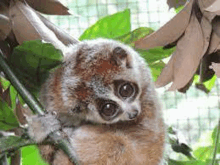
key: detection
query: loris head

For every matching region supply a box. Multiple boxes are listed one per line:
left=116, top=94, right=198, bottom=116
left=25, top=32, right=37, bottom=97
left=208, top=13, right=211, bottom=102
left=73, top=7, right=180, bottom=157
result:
left=41, top=39, right=156, bottom=125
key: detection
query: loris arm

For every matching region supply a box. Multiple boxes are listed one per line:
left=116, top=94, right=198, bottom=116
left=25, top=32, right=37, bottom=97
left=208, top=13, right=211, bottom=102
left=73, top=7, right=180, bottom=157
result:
left=27, top=113, right=61, bottom=143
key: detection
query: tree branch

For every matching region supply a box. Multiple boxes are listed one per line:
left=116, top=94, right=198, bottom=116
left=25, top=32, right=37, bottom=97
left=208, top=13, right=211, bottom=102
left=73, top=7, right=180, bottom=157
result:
left=0, top=50, right=78, bottom=164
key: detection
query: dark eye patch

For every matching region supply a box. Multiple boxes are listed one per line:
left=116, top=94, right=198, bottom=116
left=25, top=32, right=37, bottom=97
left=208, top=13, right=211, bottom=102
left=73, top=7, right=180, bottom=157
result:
left=113, top=80, right=139, bottom=101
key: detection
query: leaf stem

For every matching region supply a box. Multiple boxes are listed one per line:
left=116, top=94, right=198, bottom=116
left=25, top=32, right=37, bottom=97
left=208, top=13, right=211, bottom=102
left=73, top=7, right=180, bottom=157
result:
left=0, top=50, right=78, bottom=164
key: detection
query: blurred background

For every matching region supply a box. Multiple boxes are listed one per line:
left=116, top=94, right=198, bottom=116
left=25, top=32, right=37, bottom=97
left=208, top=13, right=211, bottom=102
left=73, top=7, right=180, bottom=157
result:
left=43, top=0, right=220, bottom=160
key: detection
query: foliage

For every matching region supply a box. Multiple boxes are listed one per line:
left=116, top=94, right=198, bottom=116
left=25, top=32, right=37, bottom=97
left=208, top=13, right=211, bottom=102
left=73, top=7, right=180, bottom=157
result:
left=9, top=40, right=63, bottom=96
left=0, top=5, right=219, bottom=165
left=79, top=9, right=131, bottom=40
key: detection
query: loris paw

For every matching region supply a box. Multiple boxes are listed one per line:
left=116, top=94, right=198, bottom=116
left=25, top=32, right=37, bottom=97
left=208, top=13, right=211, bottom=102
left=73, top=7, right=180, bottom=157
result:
left=27, top=113, right=61, bottom=143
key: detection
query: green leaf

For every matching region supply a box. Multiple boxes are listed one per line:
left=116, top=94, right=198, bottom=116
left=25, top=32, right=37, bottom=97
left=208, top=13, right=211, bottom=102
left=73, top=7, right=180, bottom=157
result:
left=115, top=27, right=154, bottom=46
left=193, top=146, right=214, bottom=161
left=8, top=40, right=63, bottom=96
left=137, top=47, right=175, bottom=64
left=22, top=146, right=49, bottom=165
left=203, top=75, right=217, bottom=91
left=0, top=77, right=10, bottom=90
left=79, top=9, right=131, bottom=40
left=0, top=98, right=19, bottom=130
left=195, top=75, right=217, bottom=93
left=149, top=61, right=166, bottom=81
left=168, top=159, right=206, bottom=165
left=9, top=86, right=17, bottom=110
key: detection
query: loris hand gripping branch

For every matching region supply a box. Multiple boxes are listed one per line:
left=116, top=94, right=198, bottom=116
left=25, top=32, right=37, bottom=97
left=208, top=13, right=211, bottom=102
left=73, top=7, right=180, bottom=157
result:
left=27, top=39, right=165, bottom=165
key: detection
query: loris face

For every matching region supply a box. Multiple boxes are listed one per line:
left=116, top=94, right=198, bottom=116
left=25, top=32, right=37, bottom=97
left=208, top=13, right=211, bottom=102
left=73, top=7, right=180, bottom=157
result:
left=49, top=39, right=152, bottom=124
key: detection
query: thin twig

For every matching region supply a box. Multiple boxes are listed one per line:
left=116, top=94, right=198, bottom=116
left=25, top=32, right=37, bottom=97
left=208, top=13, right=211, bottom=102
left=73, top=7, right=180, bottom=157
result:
left=0, top=50, right=78, bottom=164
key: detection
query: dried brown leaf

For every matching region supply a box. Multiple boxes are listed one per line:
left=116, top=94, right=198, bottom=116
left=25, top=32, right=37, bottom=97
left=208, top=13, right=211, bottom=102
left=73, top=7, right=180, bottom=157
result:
left=168, top=11, right=204, bottom=90
left=200, top=16, right=212, bottom=55
left=178, top=76, right=194, bottom=93
left=15, top=100, right=27, bottom=125
left=210, top=62, right=220, bottom=77
left=5, top=31, right=19, bottom=52
left=197, top=0, right=215, bottom=12
left=203, top=11, right=216, bottom=21
left=212, top=16, right=220, bottom=38
left=10, top=150, right=21, bottom=165
left=0, top=1, right=9, bottom=16
left=25, top=0, right=70, bottom=15
left=0, top=14, right=11, bottom=40
left=0, top=40, right=11, bottom=58
left=205, top=0, right=220, bottom=15
left=9, top=1, right=66, bottom=51
left=167, top=0, right=187, bottom=9
left=155, top=53, right=175, bottom=88
left=37, top=13, right=79, bottom=45
left=207, top=31, right=220, bottom=54
left=2, top=87, right=11, bottom=107
left=198, top=53, right=216, bottom=82
left=135, top=0, right=193, bottom=49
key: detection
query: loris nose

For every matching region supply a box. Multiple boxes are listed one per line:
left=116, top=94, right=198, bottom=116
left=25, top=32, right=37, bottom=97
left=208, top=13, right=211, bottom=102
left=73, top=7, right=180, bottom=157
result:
left=128, top=110, right=138, bottom=119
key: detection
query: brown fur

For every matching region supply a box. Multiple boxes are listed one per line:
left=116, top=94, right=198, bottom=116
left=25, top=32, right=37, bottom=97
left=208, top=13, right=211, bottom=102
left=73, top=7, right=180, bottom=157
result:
left=38, top=39, right=165, bottom=165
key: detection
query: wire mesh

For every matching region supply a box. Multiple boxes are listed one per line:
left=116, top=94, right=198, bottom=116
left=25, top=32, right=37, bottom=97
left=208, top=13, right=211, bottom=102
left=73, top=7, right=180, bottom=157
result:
left=45, top=0, right=175, bottom=38
left=45, top=0, right=220, bottom=148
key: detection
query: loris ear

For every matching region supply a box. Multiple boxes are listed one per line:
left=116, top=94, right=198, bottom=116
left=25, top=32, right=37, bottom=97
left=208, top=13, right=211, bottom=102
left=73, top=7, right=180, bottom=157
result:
left=112, top=47, right=132, bottom=68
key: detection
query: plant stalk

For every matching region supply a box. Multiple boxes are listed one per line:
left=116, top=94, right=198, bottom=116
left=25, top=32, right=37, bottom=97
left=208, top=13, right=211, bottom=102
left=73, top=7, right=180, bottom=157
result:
left=0, top=50, right=78, bottom=164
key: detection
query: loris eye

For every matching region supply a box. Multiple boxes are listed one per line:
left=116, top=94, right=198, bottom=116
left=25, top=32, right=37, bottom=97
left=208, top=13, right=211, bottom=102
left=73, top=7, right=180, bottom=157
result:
left=119, top=83, right=134, bottom=98
left=101, top=103, right=117, bottom=117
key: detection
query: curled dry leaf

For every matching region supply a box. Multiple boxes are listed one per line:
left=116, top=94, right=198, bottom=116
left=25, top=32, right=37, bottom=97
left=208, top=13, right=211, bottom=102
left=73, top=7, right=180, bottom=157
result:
left=155, top=53, right=175, bottom=88
left=178, top=77, right=194, bottom=93
left=169, top=11, right=204, bottom=90
left=205, top=0, right=220, bottom=15
left=134, top=0, right=193, bottom=49
left=197, top=0, right=215, bottom=13
left=0, top=40, right=11, bottom=58
left=200, top=16, right=212, bottom=55
left=207, top=31, right=220, bottom=54
left=37, top=13, right=79, bottom=45
left=210, top=62, right=220, bottom=77
left=2, top=87, right=11, bottom=107
left=15, top=100, right=27, bottom=125
left=25, top=0, right=70, bottom=15
left=0, top=14, right=11, bottom=40
left=9, top=1, right=66, bottom=52
left=203, top=11, right=216, bottom=22
left=0, top=1, right=9, bottom=16
left=212, top=16, right=220, bottom=38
